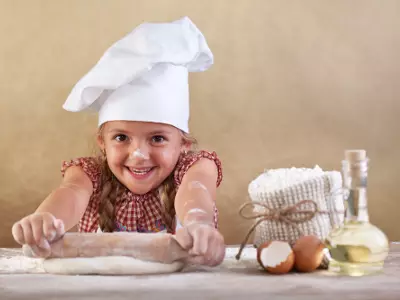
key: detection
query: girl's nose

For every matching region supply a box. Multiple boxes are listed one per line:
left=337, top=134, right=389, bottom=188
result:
left=129, top=145, right=149, bottom=161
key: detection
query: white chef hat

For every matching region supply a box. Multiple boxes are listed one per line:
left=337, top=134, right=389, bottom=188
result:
left=62, top=16, right=213, bottom=133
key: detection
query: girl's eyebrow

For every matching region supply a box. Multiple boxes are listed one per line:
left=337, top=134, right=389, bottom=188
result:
left=148, top=130, right=172, bottom=136
left=107, top=128, right=131, bottom=135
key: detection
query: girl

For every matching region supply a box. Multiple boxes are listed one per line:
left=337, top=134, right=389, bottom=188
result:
left=11, top=17, right=225, bottom=267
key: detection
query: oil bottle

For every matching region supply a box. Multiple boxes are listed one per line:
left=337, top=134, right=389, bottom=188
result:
left=325, top=149, right=389, bottom=276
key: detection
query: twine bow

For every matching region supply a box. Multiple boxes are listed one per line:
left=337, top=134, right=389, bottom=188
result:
left=235, top=200, right=327, bottom=260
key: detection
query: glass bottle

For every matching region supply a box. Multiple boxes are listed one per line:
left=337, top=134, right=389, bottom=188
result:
left=324, top=149, right=389, bottom=276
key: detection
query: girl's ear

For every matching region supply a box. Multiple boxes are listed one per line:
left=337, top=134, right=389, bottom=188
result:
left=181, top=139, right=192, bottom=153
left=97, top=133, right=105, bottom=152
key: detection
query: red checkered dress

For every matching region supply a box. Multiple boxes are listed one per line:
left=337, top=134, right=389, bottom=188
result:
left=61, top=150, right=223, bottom=234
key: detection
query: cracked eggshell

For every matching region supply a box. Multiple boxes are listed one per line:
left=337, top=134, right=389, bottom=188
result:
left=256, top=241, right=295, bottom=274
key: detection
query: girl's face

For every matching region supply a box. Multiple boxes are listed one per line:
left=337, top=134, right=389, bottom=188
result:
left=98, top=121, right=191, bottom=195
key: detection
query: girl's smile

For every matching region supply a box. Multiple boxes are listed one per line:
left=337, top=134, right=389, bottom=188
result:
left=126, top=166, right=156, bottom=180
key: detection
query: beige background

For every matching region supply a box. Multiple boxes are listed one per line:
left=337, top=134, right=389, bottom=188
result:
left=0, top=0, right=399, bottom=247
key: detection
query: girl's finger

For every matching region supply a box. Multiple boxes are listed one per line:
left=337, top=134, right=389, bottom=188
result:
left=11, top=222, right=25, bottom=245
left=31, top=215, right=44, bottom=245
left=54, top=219, right=65, bottom=238
left=174, top=227, right=193, bottom=250
left=42, top=214, right=57, bottom=241
left=186, top=255, right=206, bottom=265
left=22, top=244, right=49, bottom=258
left=19, top=218, right=35, bottom=246
left=190, top=226, right=209, bottom=256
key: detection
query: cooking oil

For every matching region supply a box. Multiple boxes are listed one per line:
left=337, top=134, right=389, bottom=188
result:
left=324, top=150, right=389, bottom=276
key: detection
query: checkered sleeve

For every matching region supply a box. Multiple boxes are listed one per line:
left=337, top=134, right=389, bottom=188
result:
left=60, top=157, right=103, bottom=232
left=174, top=150, right=223, bottom=188
left=61, top=157, right=101, bottom=188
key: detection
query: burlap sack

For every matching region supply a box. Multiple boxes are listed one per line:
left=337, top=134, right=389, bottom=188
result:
left=236, top=167, right=345, bottom=268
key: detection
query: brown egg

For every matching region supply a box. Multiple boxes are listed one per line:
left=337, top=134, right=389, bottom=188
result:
left=257, top=241, right=295, bottom=274
left=292, top=235, right=325, bottom=272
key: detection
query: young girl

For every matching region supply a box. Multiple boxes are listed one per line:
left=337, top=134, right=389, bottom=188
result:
left=11, top=17, right=225, bottom=267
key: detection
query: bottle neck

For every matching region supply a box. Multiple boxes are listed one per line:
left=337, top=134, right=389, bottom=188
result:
left=345, top=186, right=369, bottom=223
left=342, top=159, right=370, bottom=223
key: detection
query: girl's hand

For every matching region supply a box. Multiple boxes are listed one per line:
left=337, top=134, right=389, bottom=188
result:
left=175, top=222, right=225, bottom=267
left=11, top=212, right=65, bottom=258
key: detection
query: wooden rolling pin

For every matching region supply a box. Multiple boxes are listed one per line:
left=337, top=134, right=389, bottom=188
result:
left=22, top=232, right=189, bottom=264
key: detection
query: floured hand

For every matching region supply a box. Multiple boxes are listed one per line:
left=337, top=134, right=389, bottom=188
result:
left=11, top=212, right=65, bottom=258
left=175, top=222, right=225, bottom=267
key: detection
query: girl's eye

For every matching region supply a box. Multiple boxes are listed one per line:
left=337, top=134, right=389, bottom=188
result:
left=152, top=135, right=166, bottom=143
left=114, top=134, right=128, bottom=142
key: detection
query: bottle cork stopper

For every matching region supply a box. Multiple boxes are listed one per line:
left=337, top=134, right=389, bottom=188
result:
left=345, top=149, right=367, bottom=162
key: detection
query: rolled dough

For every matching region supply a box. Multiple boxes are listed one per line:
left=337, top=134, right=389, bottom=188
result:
left=42, top=256, right=185, bottom=275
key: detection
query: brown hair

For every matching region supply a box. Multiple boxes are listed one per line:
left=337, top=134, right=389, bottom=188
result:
left=96, top=125, right=197, bottom=232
